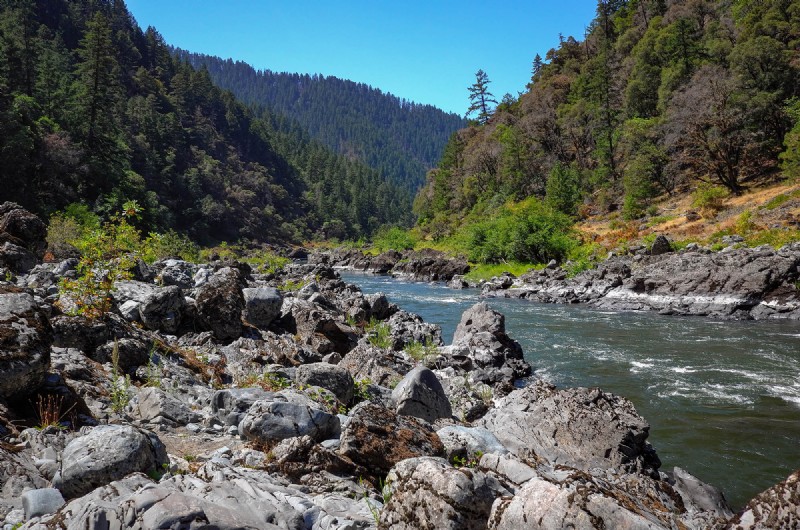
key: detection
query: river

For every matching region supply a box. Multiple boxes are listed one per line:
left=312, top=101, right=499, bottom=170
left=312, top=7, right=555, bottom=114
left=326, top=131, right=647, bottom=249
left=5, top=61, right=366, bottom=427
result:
left=340, top=270, right=800, bottom=510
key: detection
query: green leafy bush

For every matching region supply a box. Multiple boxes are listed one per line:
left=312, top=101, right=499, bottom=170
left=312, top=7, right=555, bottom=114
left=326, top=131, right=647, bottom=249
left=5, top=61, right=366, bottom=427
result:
left=691, top=184, right=728, bottom=218
left=465, top=198, right=577, bottom=264
left=372, top=226, right=417, bottom=252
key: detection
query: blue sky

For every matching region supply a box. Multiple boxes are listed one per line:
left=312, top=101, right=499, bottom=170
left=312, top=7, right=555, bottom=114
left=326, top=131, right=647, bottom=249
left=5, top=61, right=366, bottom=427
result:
left=125, top=1, right=598, bottom=115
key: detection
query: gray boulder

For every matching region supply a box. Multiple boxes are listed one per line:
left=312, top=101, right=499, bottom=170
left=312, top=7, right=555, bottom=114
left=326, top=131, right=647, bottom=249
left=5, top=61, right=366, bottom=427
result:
left=92, top=338, right=150, bottom=373
left=238, top=391, right=340, bottom=444
left=381, top=457, right=510, bottom=530
left=58, top=425, right=168, bottom=498
left=0, top=241, right=37, bottom=273
left=194, top=267, right=245, bottom=340
left=392, top=366, right=452, bottom=422
left=242, top=286, right=283, bottom=329
left=113, top=280, right=185, bottom=333
left=478, top=380, right=660, bottom=476
left=22, top=488, right=65, bottom=519
left=130, top=387, right=200, bottom=425
left=212, top=387, right=273, bottom=427
left=295, top=362, right=354, bottom=404
left=157, top=259, right=197, bottom=288
left=436, top=425, right=508, bottom=462
left=0, top=287, right=52, bottom=399
left=445, top=302, right=531, bottom=384
left=488, top=467, right=686, bottom=530
left=650, top=234, right=673, bottom=255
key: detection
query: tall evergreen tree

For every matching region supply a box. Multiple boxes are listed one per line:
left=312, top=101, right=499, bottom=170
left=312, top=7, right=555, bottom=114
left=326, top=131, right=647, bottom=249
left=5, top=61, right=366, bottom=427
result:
left=466, top=69, right=498, bottom=125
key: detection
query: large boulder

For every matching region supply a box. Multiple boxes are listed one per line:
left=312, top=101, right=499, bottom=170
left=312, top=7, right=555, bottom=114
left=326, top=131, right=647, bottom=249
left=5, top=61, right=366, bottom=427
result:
left=339, top=403, right=444, bottom=476
left=129, top=387, right=200, bottom=426
left=0, top=202, right=47, bottom=260
left=444, top=302, right=531, bottom=385
left=242, top=286, right=282, bottom=329
left=113, top=281, right=186, bottom=333
left=380, top=457, right=510, bottom=530
left=295, top=362, right=354, bottom=404
left=437, top=425, right=509, bottom=462
left=278, top=298, right=356, bottom=355
left=194, top=267, right=245, bottom=340
left=238, top=391, right=340, bottom=444
left=211, top=387, right=273, bottom=427
left=58, top=425, right=168, bottom=498
left=478, top=381, right=660, bottom=476
left=156, top=259, right=197, bottom=288
left=391, top=366, right=452, bottom=422
left=339, top=343, right=412, bottom=387
left=487, top=466, right=696, bottom=530
left=0, top=287, right=52, bottom=398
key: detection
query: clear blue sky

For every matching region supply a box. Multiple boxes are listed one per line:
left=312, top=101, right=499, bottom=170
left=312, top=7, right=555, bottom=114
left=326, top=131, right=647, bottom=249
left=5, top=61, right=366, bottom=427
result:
left=125, top=1, right=598, bottom=116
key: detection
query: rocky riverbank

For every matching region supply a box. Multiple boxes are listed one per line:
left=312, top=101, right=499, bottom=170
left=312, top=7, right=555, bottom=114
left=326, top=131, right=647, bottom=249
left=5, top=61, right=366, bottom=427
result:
left=309, top=247, right=470, bottom=282
left=0, top=203, right=798, bottom=529
left=481, top=238, right=800, bottom=320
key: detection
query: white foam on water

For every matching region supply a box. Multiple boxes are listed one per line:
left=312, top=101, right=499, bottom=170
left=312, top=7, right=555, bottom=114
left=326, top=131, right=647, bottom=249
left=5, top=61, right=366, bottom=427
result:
left=670, top=366, right=698, bottom=374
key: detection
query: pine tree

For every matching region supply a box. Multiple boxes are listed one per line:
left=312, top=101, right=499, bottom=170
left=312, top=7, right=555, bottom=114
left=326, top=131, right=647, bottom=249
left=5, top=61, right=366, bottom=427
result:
left=466, top=69, right=498, bottom=125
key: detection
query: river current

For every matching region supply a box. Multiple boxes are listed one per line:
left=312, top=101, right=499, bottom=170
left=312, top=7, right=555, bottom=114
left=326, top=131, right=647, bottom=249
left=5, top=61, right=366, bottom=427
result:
left=340, top=270, right=800, bottom=510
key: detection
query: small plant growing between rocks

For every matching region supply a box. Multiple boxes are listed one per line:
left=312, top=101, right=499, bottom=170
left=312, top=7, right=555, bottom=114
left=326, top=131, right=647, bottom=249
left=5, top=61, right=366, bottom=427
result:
left=240, top=372, right=292, bottom=392
left=365, top=317, right=392, bottom=349
left=110, top=340, right=132, bottom=413
left=353, top=378, right=372, bottom=402
left=143, top=343, right=163, bottom=388
left=359, top=476, right=392, bottom=526
left=451, top=450, right=484, bottom=469
left=34, top=394, right=75, bottom=430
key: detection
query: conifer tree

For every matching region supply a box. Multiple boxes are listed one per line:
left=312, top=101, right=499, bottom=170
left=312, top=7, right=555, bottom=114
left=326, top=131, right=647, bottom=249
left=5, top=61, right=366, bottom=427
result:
left=466, top=69, right=498, bottom=125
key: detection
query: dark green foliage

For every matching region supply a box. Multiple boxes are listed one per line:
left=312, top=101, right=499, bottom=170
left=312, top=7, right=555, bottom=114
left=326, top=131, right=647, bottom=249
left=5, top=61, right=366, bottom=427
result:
left=175, top=50, right=465, bottom=194
left=0, top=0, right=412, bottom=243
left=464, top=199, right=576, bottom=264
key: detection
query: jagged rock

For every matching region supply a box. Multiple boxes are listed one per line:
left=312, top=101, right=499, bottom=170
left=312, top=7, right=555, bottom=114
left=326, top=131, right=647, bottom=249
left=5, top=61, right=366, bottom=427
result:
left=364, top=292, right=393, bottom=320
left=58, top=424, right=168, bottom=498
left=387, top=310, right=443, bottom=350
left=380, top=457, right=510, bottom=530
left=721, top=469, right=800, bottom=529
left=437, top=425, right=508, bottom=462
left=113, top=281, right=186, bottom=333
left=0, top=203, right=46, bottom=260
left=487, top=465, right=703, bottom=530
left=212, top=387, right=273, bottom=427
left=238, top=391, right=340, bottom=444
left=21, top=488, right=65, bottom=519
left=0, top=242, right=37, bottom=273
left=339, top=403, right=444, bottom=476
left=130, top=387, right=200, bottom=425
left=295, top=362, right=354, bottom=404
left=0, top=287, right=52, bottom=398
left=156, top=259, right=197, bottom=288
left=278, top=298, right=356, bottom=355
left=339, top=343, right=412, bottom=387
left=0, top=447, right=47, bottom=510
left=267, top=435, right=368, bottom=481
left=194, top=267, right=245, bottom=340
left=50, top=315, right=108, bottom=353
left=650, top=234, right=673, bottom=255
left=478, top=381, right=660, bottom=476
left=440, top=302, right=531, bottom=386
left=667, top=467, right=733, bottom=525
left=242, top=286, right=282, bottom=329
left=391, top=366, right=452, bottom=422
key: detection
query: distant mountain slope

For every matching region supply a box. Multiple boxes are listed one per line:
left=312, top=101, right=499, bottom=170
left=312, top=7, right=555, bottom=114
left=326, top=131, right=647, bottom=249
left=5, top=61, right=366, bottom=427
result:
left=174, top=50, right=466, bottom=192
left=0, top=0, right=410, bottom=243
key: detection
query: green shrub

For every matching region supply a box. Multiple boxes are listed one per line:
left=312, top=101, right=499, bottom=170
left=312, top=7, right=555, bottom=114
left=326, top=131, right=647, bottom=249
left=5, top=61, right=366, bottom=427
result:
left=691, top=184, right=728, bottom=217
left=466, top=198, right=577, bottom=264
left=372, top=226, right=417, bottom=253
left=142, top=231, right=199, bottom=263
left=58, top=202, right=143, bottom=319
left=366, top=318, right=392, bottom=349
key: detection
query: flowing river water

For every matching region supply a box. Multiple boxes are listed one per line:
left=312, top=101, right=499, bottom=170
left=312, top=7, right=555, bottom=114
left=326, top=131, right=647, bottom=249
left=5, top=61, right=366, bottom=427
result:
left=339, top=271, right=800, bottom=510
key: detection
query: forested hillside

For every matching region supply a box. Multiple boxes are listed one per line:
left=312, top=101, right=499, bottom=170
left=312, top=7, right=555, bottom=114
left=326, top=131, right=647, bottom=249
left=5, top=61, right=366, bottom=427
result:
left=175, top=50, right=466, bottom=193
left=414, top=0, right=800, bottom=243
left=0, top=0, right=410, bottom=243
